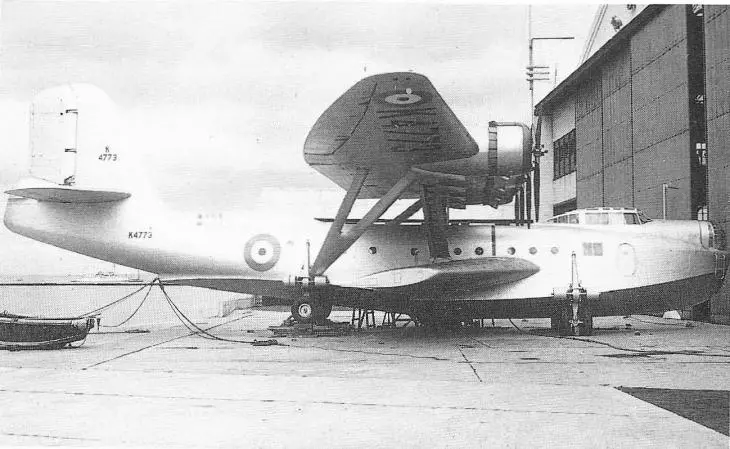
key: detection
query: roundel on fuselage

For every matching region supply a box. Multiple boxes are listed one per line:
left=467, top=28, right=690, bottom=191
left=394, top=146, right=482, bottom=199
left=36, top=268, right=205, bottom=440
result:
left=244, top=234, right=281, bottom=272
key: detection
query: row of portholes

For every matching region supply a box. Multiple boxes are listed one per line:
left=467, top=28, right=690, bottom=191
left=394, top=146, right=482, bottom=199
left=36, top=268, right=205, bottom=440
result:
left=367, top=246, right=560, bottom=256
left=453, top=247, right=484, bottom=256
left=506, top=246, right=560, bottom=256
left=368, top=246, right=485, bottom=255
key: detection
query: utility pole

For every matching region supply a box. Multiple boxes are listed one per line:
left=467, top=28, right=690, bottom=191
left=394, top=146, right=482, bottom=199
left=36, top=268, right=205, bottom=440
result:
left=526, top=11, right=574, bottom=121
left=525, top=6, right=574, bottom=222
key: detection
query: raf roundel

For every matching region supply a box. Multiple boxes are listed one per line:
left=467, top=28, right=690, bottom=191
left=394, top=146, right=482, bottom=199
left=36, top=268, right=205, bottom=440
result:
left=244, top=234, right=281, bottom=272
left=384, top=88, right=423, bottom=105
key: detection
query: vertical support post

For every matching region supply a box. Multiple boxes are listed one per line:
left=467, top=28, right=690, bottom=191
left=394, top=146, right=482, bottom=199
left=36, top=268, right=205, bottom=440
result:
left=662, top=183, right=679, bottom=220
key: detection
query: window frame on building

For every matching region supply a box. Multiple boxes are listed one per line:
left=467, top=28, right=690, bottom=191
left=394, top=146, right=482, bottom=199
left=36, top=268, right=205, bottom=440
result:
left=553, top=129, right=576, bottom=180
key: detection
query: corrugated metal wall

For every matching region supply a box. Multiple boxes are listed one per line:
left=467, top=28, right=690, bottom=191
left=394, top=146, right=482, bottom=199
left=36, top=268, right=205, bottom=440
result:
left=575, top=67, right=604, bottom=208
left=704, top=5, right=730, bottom=321
left=706, top=5, right=730, bottom=232
left=630, top=6, right=690, bottom=219
left=575, top=7, right=692, bottom=216
left=601, top=44, right=633, bottom=208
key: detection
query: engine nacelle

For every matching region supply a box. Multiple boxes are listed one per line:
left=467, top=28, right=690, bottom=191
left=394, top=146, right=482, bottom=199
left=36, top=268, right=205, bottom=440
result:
left=482, top=121, right=532, bottom=177
left=411, top=121, right=533, bottom=208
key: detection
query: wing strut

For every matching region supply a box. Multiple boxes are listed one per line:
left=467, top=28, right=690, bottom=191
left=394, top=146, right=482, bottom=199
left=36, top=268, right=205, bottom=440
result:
left=311, top=171, right=418, bottom=276
left=420, top=185, right=451, bottom=261
left=386, top=199, right=422, bottom=228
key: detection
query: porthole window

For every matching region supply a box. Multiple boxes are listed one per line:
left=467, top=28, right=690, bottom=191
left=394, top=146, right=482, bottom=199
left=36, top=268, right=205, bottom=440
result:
left=453, top=247, right=462, bottom=255
left=507, top=247, right=516, bottom=255
left=368, top=246, right=377, bottom=255
left=410, top=248, right=420, bottom=256
left=475, top=247, right=484, bottom=256
left=529, top=247, right=537, bottom=255
left=550, top=246, right=559, bottom=255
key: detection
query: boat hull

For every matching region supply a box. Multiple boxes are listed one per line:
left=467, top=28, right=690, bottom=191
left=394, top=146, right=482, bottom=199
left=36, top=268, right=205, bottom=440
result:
left=0, top=314, right=96, bottom=350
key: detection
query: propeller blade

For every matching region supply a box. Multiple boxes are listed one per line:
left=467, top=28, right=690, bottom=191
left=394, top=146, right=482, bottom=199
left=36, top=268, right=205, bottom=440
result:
left=525, top=173, right=532, bottom=225
left=534, top=158, right=541, bottom=222
left=532, top=116, right=543, bottom=223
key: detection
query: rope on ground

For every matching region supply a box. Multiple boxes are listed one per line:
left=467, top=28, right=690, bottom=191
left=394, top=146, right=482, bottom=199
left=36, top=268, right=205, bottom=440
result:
left=508, top=318, right=730, bottom=358
left=156, top=279, right=278, bottom=346
left=102, top=282, right=156, bottom=328
left=80, top=282, right=151, bottom=317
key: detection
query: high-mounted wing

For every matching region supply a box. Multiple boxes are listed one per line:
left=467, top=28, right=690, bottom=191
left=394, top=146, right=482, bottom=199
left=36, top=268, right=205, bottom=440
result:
left=304, top=73, right=533, bottom=276
left=305, top=72, right=478, bottom=199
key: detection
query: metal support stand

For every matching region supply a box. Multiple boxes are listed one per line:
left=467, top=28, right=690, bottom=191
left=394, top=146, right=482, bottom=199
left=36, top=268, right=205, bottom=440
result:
left=382, top=312, right=412, bottom=328
left=554, top=252, right=593, bottom=336
left=351, top=308, right=376, bottom=329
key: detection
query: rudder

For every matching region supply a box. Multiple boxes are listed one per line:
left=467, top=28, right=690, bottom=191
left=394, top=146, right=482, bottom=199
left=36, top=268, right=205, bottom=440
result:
left=6, top=84, right=131, bottom=203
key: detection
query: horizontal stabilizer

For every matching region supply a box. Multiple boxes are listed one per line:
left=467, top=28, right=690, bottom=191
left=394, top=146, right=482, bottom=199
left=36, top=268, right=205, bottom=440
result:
left=5, top=178, right=130, bottom=203
left=344, top=257, right=539, bottom=290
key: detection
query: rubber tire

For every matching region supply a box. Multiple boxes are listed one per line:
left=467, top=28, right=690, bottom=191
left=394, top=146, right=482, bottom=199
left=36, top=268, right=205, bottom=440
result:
left=550, top=315, right=561, bottom=331
left=578, top=315, right=594, bottom=336
left=313, top=302, right=333, bottom=324
left=291, top=300, right=332, bottom=324
left=557, top=307, right=573, bottom=336
left=291, top=300, right=315, bottom=323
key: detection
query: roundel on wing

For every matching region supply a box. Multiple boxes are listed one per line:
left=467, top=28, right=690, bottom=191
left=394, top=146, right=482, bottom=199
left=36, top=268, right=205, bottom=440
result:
left=378, top=88, right=432, bottom=107
left=244, top=234, right=281, bottom=272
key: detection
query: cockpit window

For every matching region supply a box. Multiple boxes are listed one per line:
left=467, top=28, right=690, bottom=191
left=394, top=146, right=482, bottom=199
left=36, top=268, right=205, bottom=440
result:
left=585, top=212, right=609, bottom=225
left=623, top=213, right=639, bottom=224
left=548, top=208, right=650, bottom=225
left=637, top=211, right=652, bottom=224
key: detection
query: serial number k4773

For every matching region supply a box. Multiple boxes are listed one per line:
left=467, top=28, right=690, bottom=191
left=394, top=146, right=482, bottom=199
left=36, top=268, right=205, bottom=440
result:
left=128, top=231, right=153, bottom=239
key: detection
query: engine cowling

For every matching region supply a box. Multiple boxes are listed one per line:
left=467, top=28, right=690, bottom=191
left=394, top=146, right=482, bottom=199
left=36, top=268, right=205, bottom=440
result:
left=414, top=121, right=533, bottom=208
left=483, top=121, right=532, bottom=177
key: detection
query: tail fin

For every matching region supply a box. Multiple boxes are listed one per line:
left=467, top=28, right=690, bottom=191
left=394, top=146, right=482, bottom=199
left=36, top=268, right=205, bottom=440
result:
left=5, top=84, right=131, bottom=202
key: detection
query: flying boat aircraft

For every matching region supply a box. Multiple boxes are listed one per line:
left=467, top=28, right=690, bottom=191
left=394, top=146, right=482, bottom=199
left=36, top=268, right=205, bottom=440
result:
left=4, top=73, right=727, bottom=335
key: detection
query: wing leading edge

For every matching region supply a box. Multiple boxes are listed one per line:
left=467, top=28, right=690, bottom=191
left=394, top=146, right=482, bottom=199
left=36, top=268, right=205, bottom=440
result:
left=304, top=72, right=479, bottom=199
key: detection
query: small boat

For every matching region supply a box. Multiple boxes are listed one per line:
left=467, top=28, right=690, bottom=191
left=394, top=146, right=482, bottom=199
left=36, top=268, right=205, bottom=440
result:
left=0, top=312, right=96, bottom=350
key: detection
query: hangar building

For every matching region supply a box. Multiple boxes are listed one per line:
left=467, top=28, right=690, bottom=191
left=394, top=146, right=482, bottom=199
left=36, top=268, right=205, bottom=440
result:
left=534, top=5, right=729, bottom=323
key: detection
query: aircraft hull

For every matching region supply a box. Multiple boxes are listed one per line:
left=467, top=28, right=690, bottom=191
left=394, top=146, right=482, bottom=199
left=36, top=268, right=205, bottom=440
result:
left=4, top=195, right=727, bottom=321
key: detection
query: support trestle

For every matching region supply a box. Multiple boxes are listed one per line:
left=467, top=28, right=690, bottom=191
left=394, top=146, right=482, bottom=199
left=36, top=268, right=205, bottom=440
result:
left=553, top=252, right=593, bottom=336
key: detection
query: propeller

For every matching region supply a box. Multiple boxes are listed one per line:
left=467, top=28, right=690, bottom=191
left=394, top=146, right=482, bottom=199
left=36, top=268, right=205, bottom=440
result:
left=533, top=117, right=543, bottom=222
left=513, top=117, right=544, bottom=227
left=525, top=171, right=532, bottom=226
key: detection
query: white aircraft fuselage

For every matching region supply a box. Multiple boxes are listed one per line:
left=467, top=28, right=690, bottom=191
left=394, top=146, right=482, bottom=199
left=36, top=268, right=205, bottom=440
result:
left=4, top=192, right=726, bottom=320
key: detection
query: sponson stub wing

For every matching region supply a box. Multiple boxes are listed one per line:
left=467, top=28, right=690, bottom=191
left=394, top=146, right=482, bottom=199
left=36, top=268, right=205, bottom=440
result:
left=341, top=257, right=540, bottom=293
left=304, top=73, right=533, bottom=276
